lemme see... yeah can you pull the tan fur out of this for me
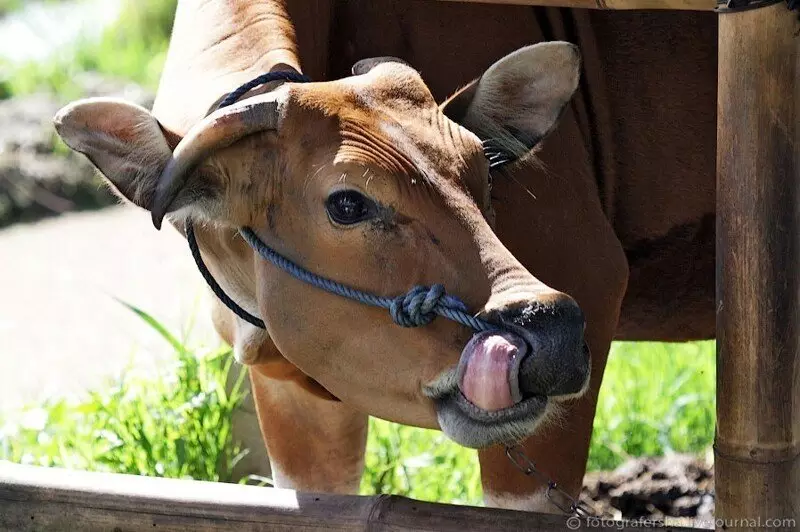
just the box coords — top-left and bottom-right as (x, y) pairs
(249, 365), (367, 492)
(53, 0), (715, 511)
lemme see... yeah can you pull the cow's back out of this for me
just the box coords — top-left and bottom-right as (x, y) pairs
(287, 2), (717, 341)
(581, 12), (716, 340)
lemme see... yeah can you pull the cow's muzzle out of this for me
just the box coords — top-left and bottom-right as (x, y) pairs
(457, 297), (590, 411)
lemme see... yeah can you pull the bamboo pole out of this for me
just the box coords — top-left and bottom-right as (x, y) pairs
(0, 463), (705, 531)
(435, 0), (717, 11)
(716, 3), (800, 531)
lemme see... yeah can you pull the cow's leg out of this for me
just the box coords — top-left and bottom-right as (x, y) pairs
(478, 265), (624, 512)
(478, 330), (618, 512)
(248, 365), (368, 493)
(207, 248), (367, 493)
(478, 78), (628, 510)
(478, 210), (625, 512)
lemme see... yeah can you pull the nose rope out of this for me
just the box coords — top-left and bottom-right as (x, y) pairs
(238, 227), (497, 332)
(184, 70), (498, 333)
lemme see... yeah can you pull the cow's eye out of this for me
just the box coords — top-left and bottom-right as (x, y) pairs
(325, 190), (375, 225)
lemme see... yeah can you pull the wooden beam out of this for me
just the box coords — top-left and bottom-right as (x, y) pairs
(0, 463), (705, 531)
(716, 3), (800, 531)
(436, 0), (717, 11)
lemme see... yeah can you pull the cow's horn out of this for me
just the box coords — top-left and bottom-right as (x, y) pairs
(150, 93), (283, 229)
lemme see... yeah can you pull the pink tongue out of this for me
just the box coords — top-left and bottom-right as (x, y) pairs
(458, 331), (525, 411)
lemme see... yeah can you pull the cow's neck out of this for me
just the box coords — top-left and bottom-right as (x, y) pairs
(152, 0), (300, 136)
(151, 0), (300, 351)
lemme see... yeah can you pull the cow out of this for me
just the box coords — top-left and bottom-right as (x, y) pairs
(52, 0), (715, 513)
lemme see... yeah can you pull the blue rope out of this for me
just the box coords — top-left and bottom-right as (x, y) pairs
(186, 70), (498, 333)
(239, 228), (497, 332)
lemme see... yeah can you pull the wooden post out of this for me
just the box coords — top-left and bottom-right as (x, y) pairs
(716, 3), (800, 530)
(436, 0), (718, 9)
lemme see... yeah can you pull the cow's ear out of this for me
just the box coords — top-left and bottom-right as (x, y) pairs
(54, 97), (215, 214)
(442, 42), (580, 161)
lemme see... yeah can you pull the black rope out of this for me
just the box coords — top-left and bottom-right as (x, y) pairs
(217, 71), (311, 108)
(186, 219), (266, 329)
(187, 71), (311, 329)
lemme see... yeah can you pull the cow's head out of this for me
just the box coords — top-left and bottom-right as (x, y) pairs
(54, 42), (588, 448)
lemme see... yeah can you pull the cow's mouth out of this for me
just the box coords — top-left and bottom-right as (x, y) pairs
(425, 330), (587, 448)
(432, 386), (551, 449)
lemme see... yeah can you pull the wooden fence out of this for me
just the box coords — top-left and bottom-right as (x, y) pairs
(0, 462), (704, 531)
(0, 1), (798, 531)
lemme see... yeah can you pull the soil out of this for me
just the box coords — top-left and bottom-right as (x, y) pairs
(581, 453), (715, 528)
(0, 73), (153, 227)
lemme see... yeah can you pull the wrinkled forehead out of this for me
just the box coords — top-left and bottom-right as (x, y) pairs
(291, 63), (440, 119)
(281, 64), (488, 183)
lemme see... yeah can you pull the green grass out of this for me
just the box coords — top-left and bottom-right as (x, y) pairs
(360, 419), (483, 505)
(0, 304), (715, 505)
(0, 0), (66, 17)
(589, 341), (716, 471)
(0, 0), (22, 16)
(0, 304), (248, 482)
(0, 0), (176, 98)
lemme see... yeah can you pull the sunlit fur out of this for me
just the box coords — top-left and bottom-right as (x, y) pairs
(52, 0), (662, 511)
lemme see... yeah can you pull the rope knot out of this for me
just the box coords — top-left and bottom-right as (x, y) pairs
(390, 284), (468, 328)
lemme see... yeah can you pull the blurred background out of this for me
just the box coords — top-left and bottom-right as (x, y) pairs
(0, 0), (716, 523)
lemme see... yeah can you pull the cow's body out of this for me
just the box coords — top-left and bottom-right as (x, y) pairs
(60, 0), (716, 513)
(156, 1), (717, 341)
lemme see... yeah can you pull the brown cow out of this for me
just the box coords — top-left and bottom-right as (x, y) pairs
(53, 0), (715, 513)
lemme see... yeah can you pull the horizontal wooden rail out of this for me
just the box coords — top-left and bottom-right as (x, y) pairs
(0, 462), (705, 531)
(437, 0), (718, 11)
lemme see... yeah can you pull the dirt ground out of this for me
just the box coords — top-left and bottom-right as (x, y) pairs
(0, 205), (273, 474)
(0, 205), (218, 412)
(582, 452), (715, 526)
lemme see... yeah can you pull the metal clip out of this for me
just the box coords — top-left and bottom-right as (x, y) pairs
(715, 0), (782, 14)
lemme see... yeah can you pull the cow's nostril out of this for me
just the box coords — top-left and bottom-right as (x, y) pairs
(494, 297), (589, 398)
(518, 341), (590, 398)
